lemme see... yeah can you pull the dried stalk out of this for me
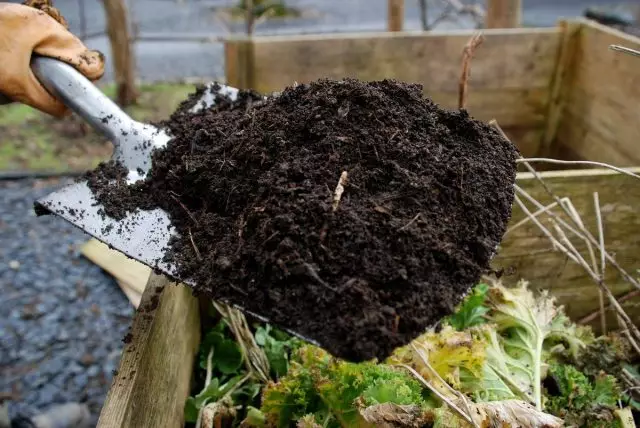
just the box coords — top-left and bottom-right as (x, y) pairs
(517, 158), (640, 181)
(514, 183), (640, 293)
(593, 192), (607, 334)
(397, 364), (477, 426)
(212, 301), (270, 383)
(492, 120), (640, 294)
(514, 195), (640, 352)
(332, 171), (348, 212)
(411, 344), (479, 428)
(458, 32), (485, 110)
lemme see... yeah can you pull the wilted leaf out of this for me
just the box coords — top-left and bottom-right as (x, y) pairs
(358, 403), (430, 428)
(201, 396), (236, 428)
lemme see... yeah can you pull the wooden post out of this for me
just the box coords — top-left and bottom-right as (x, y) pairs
(103, 0), (138, 106)
(485, 0), (521, 29)
(387, 0), (404, 32)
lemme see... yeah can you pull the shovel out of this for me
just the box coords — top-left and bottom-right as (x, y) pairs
(24, 56), (319, 343)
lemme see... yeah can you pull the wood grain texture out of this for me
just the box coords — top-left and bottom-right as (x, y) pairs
(81, 239), (150, 294)
(485, 0), (521, 29)
(555, 19), (640, 166)
(387, 0), (404, 31)
(224, 27), (561, 157)
(97, 274), (200, 428)
(495, 167), (640, 333)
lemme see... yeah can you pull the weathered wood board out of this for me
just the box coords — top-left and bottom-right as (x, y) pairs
(493, 167), (640, 332)
(97, 274), (200, 428)
(225, 27), (562, 157)
(554, 19), (640, 165)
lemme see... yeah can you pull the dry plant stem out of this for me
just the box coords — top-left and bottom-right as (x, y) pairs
(593, 192), (607, 334)
(517, 158), (640, 181)
(397, 364), (477, 426)
(196, 349), (216, 428)
(411, 344), (479, 428)
(579, 289), (640, 324)
(212, 301), (270, 383)
(514, 195), (640, 350)
(491, 119), (640, 295)
(332, 171), (348, 212)
(514, 183), (640, 292)
(504, 199), (563, 235)
(458, 32), (485, 110)
(619, 314), (640, 357)
(189, 228), (203, 261)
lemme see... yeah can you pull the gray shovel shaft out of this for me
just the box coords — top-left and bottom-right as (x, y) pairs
(0, 56), (132, 140)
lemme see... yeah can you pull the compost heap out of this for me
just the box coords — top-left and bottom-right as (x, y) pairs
(85, 78), (520, 362)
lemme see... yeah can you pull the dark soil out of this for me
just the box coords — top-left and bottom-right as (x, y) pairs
(84, 78), (519, 362)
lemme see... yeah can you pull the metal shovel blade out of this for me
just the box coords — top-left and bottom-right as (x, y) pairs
(30, 57), (320, 344)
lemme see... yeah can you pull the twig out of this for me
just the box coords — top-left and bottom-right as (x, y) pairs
(492, 119), (640, 294)
(189, 228), (202, 261)
(458, 32), (485, 110)
(304, 262), (337, 292)
(579, 289), (640, 325)
(332, 171), (348, 212)
(412, 344), (479, 428)
(399, 213), (421, 231)
(515, 195), (640, 350)
(169, 193), (199, 225)
(517, 158), (640, 181)
(504, 199), (563, 235)
(514, 183), (640, 292)
(212, 302), (271, 383)
(610, 44), (640, 58)
(594, 192), (607, 334)
(397, 364), (477, 427)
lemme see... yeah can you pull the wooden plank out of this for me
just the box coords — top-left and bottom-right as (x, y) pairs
(485, 0), (521, 29)
(539, 20), (581, 157)
(387, 0), (404, 32)
(494, 167), (640, 332)
(555, 19), (640, 166)
(97, 274), (200, 428)
(81, 239), (150, 294)
(117, 280), (142, 308)
(238, 28), (561, 93)
(225, 28), (561, 157)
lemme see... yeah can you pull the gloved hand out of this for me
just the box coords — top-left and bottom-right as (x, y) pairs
(0, 1), (105, 117)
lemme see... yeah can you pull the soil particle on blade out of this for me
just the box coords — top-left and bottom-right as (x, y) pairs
(84, 78), (519, 362)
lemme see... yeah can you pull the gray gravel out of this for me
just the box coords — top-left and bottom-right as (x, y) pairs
(0, 178), (133, 424)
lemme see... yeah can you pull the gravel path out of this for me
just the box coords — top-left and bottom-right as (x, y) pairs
(0, 178), (133, 424)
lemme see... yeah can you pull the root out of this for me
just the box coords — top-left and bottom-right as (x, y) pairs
(458, 32), (485, 110)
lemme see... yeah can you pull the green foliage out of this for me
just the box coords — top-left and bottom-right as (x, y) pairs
(254, 324), (302, 379)
(260, 345), (428, 427)
(184, 375), (246, 423)
(481, 281), (593, 409)
(198, 321), (243, 374)
(446, 283), (490, 330)
(545, 364), (622, 427)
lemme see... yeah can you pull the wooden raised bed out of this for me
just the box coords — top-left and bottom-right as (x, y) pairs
(97, 18), (640, 428)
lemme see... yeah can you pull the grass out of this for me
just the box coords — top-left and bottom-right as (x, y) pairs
(0, 82), (196, 173)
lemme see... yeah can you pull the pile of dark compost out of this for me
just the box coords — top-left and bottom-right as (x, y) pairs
(85, 78), (519, 362)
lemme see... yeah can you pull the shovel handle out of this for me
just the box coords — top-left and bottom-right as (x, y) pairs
(0, 56), (133, 141)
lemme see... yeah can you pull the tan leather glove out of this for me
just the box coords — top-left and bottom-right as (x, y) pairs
(0, 1), (105, 117)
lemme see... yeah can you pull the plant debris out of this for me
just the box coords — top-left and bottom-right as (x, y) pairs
(85, 78), (519, 361)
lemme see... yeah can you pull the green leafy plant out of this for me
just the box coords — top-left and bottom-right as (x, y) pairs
(545, 363), (622, 427)
(446, 282), (490, 330)
(254, 324), (302, 379)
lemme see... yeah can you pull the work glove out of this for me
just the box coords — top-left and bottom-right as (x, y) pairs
(0, 1), (105, 117)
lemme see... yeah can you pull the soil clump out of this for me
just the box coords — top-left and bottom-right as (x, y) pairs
(85, 78), (519, 361)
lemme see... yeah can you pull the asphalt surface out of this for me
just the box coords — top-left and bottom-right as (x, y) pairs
(0, 178), (133, 423)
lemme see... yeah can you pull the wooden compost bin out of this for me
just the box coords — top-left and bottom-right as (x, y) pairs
(97, 18), (640, 428)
